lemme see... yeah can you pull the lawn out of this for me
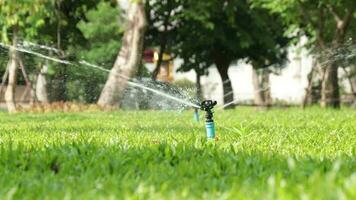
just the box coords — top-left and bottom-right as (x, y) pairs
(0, 108), (355, 199)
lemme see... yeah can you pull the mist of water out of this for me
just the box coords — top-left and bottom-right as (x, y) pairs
(79, 61), (200, 108)
(0, 41), (200, 109)
(0, 42), (71, 65)
(316, 40), (356, 68)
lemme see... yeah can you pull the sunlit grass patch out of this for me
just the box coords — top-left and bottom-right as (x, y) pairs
(0, 108), (355, 199)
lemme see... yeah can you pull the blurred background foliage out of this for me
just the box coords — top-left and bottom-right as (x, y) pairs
(0, 0), (355, 109)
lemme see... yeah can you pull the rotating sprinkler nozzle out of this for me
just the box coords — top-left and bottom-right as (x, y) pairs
(200, 100), (217, 139)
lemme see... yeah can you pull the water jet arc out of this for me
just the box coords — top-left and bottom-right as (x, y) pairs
(0, 42), (200, 109)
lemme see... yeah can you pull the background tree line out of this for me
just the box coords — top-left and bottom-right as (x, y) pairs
(0, 0), (355, 112)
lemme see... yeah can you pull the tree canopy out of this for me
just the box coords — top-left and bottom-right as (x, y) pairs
(166, 0), (291, 107)
(255, 0), (356, 108)
(0, 0), (355, 110)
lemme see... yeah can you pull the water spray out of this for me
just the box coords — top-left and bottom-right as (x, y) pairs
(0, 41), (201, 109)
(200, 100), (217, 139)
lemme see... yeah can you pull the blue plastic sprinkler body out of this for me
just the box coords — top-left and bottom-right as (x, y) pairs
(194, 108), (200, 122)
(200, 100), (217, 139)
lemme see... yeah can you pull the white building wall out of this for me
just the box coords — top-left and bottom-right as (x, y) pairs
(173, 46), (314, 105)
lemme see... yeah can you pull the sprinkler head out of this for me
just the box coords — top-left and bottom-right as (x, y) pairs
(200, 100), (217, 122)
(200, 100), (217, 112)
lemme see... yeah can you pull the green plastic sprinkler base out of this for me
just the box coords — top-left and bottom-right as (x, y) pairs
(200, 100), (217, 140)
(205, 121), (215, 139)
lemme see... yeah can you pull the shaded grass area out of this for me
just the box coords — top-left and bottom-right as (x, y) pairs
(0, 108), (355, 199)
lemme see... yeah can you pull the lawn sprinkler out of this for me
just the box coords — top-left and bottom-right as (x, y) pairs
(200, 100), (217, 139)
(194, 108), (200, 122)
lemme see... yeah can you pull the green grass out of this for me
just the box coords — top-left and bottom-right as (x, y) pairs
(0, 108), (355, 199)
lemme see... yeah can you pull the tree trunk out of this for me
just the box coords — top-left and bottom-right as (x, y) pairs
(340, 67), (356, 100)
(321, 62), (340, 108)
(98, 2), (147, 107)
(152, 40), (167, 81)
(344, 66), (356, 106)
(150, 0), (172, 81)
(252, 68), (264, 106)
(303, 59), (324, 108)
(36, 62), (49, 104)
(195, 71), (202, 101)
(262, 70), (271, 106)
(252, 68), (271, 107)
(303, 65), (316, 108)
(319, 6), (354, 108)
(0, 62), (10, 97)
(18, 58), (35, 104)
(5, 28), (19, 113)
(215, 61), (234, 109)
